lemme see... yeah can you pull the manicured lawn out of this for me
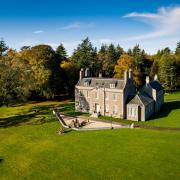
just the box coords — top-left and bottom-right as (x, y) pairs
(0, 100), (85, 127)
(0, 124), (180, 179)
(0, 92), (180, 179)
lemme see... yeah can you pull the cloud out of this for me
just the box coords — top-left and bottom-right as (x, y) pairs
(60, 22), (95, 30)
(123, 6), (180, 40)
(123, 12), (161, 19)
(33, 30), (44, 34)
(61, 22), (81, 30)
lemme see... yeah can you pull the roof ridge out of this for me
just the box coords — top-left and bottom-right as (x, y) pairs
(83, 77), (124, 81)
(136, 94), (144, 105)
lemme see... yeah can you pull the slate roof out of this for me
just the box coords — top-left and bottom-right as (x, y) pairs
(127, 94), (153, 106)
(76, 77), (125, 89)
(149, 80), (163, 92)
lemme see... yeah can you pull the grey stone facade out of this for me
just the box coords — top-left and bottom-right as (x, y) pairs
(75, 69), (164, 121)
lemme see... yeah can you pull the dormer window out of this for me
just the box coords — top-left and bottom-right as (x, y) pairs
(110, 83), (115, 88)
(84, 79), (91, 87)
(84, 82), (89, 87)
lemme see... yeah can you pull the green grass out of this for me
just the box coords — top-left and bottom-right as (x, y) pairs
(141, 92), (180, 127)
(0, 125), (180, 179)
(0, 93), (180, 179)
(0, 100), (86, 127)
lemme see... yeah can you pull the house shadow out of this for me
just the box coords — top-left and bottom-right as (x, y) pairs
(148, 100), (180, 121)
(58, 101), (88, 116)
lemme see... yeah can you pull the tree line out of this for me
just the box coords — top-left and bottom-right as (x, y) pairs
(0, 37), (180, 105)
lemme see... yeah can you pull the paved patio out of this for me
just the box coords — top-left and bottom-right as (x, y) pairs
(61, 115), (132, 130)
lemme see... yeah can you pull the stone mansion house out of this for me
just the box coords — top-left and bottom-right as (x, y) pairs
(75, 68), (164, 121)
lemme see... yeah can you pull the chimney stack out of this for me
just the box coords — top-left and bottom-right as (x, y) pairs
(79, 68), (84, 80)
(85, 68), (90, 77)
(124, 70), (128, 83)
(154, 74), (158, 81)
(146, 76), (150, 86)
(129, 69), (132, 79)
(99, 72), (102, 78)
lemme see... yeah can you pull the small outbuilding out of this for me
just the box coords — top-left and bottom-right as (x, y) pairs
(127, 94), (154, 121)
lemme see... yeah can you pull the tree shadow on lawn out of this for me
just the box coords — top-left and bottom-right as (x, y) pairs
(0, 101), (86, 128)
(148, 100), (180, 121)
(0, 105), (58, 128)
(8, 95), (73, 107)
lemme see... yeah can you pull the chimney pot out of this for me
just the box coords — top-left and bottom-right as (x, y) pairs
(154, 74), (158, 80)
(79, 68), (84, 80)
(85, 68), (90, 77)
(146, 76), (150, 85)
(129, 69), (132, 79)
(124, 70), (128, 83)
(99, 72), (102, 78)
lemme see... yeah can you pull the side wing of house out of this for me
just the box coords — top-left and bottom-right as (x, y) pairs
(141, 78), (164, 113)
(127, 94), (154, 121)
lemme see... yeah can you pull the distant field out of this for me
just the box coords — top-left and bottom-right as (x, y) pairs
(0, 93), (180, 179)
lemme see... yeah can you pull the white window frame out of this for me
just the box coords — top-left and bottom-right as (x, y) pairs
(134, 108), (136, 117)
(128, 106), (136, 117)
(132, 107), (134, 117)
(113, 105), (118, 114)
(105, 104), (109, 113)
(110, 84), (115, 88)
(129, 107), (132, 117)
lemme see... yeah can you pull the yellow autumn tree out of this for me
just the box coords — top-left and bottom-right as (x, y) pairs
(114, 54), (134, 78)
(114, 54), (141, 87)
(61, 60), (79, 95)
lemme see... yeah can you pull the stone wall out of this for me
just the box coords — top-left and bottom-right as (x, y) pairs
(127, 104), (139, 121)
(144, 101), (155, 120)
(76, 86), (124, 118)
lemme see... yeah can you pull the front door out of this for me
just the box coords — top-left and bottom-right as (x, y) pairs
(95, 104), (100, 113)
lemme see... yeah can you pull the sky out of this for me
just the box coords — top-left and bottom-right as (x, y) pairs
(0, 0), (180, 55)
